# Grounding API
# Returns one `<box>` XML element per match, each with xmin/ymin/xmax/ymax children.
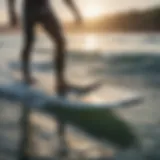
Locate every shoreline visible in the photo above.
<box><xmin>1</xmin><ymin>24</ymin><xmax>160</xmax><ymax>35</ymax></box>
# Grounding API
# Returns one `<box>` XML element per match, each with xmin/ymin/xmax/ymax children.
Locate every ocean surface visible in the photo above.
<box><xmin>0</xmin><ymin>33</ymin><xmax>160</xmax><ymax>160</ymax></box>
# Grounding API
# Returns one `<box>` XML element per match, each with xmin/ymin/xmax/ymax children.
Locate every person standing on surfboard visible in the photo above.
<box><xmin>21</xmin><ymin>0</ymin><xmax>82</xmax><ymax>95</ymax></box>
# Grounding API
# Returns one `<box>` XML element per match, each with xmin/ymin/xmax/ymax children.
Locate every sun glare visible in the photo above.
<box><xmin>84</xmin><ymin>35</ymin><xmax>98</xmax><ymax>51</ymax></box>
<box><xmin>83</xmin><ymin>6</ymin><xmax>102</xmax><ymax>18</ymax></box>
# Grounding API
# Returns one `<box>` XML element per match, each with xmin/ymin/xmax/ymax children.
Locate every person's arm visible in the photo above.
<box><xmin>64</xmin><ymin>0</ymin><xmax>82</xmax><ymax>23</ymax></box>
<box><xmin>7</xmin><ymin>0</ymin><xmax>18</xmax><ymax>27</ymax></box>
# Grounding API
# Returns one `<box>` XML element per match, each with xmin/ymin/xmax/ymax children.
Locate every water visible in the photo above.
<box><xmin>0</xmin><ymin>33</ymin><xmax>160</xmax><ymax>159</ymax></box>
<box><xmin>35</xmin><ymin>33</ymin><xmax>160</xmax><ymax>90</ymax></box>
<box><xmin>2</xmin><ymin>32</ymin><xmax>160</xmax><ymax>52</ymax></box>
<box><xmin>66</xmin><ymin>33</ymin><xmax>160</xmax><ymax>52</ymax></box>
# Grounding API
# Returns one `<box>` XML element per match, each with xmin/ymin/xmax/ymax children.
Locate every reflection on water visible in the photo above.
<box><xmin>34</xmin><ymin>33</ymin><xmax>160</xmax><ymax>54</ymax></box>
<box><xmin>84</xmin><ymin>35</ymin><xmax>99</xmax><ymax>52</ymax></box>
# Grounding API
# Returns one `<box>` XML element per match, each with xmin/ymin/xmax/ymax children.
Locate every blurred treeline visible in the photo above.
<box><xmin>64</xmin><ymin>7</ymin><xmax>160</xmax><ymax>33</ymax></box>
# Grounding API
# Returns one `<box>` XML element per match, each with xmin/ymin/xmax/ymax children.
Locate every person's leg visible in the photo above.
<box><xmin>21</xmin><ymin>12</ymin><xmax>36</xmax><ymax>84</ymax></box>
<box><xmin>19</xmin><ymin>11</ymin><xmax>37</xmax><ymax>160</ymax></box>
<box><xmin>40</xmin><ymin>10</ymin><xmax>68</xmax><ymax>156</ymax></box>
<box><xmin>40</xmin><ymin>11</ymin><xmax>66</xmax><ymax>95</ymax></box>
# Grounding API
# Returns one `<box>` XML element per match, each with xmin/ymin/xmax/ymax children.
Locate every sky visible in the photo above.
<box><xmin>0</xmin><ymin>0</ymin><xmax>160</xmax><ymax>22</ymax></box>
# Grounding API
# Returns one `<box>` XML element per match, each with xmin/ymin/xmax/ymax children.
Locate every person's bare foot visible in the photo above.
<box><xmin>56</xmin><ymin>81</ymin><xmax>101</xmax><ymax>96</ymax></box>
<box><xmin>56</xmin><ymin>82</ymin><xmax>68</xmax><ymax>96</ymax></box>
<box><xmin>65</xmin><ymin>81</ymin><xmax>101</xmax><ymax>95</ymax></box>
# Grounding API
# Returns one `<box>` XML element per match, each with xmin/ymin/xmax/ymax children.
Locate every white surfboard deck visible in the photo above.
<box><xmin>0</xmin><ymin>81</ymin><xmax>143</xmax><ymax>112</ymax></box>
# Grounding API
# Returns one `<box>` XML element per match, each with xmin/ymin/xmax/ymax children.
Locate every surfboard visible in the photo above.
<box><xmin>0</xmin><ymin>82</ymin><xmax>142</xmax><ymax>148</ymax></box>
<box><xmin>0</xmin><ymin>82</ymin><xmax>143</xmax><ymax>110</ymax></box>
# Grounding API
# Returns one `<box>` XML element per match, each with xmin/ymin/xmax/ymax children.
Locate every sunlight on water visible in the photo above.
<box><xmin>84</xmin><ymin>35</ymin><xmax>98</xmax><ymax>52</ymax></box>
<box><xmin>69</xmin><ymin>33</ymin><xmax>160</xmax><ymax>53</ymax></box>
<box><xmin>34</xmin><ymin>33</ymin><xmax>160</xmax><ymax>55</ymax></box>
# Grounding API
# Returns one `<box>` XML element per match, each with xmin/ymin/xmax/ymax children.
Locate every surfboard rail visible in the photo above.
<box><xmin>0</xmin><ymin>83</ymin><xmax>143</xmax><ymax>112</ymax></box>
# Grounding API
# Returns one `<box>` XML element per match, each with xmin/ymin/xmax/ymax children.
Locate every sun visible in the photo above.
<box><xmin>83</xmin><ymin>6</ymin><xmax>102</xmax><ymax>18</ymax></box>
